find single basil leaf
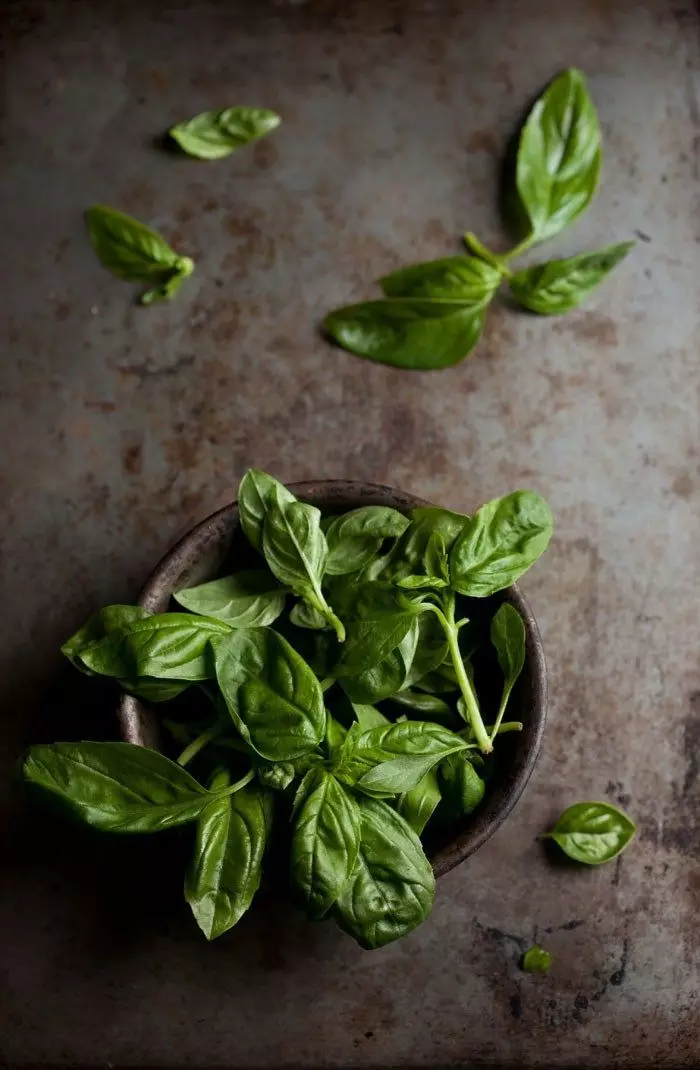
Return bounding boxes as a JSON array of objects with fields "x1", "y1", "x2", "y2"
[
  {"x1": 237, "y1": 469, "x2": 296, "y2": 552},
  {"x1": 397, "y1": 767, "x2": 441, "y2": 835},
  {"x1": 379, "y1": 256, "x2": 502, "y2": 302},
  {"x1": 289, "y1": 599, "x2": 330, "y2": 631},
  {"x1": 121, "y1": 677, "x2": 190, "y2": 704},
  {"x1": 81, "y1": 613, "x2": 231, "y2": 681},
  {"x1": 335, "y1": 720, "x2": 467, "y2": 797},
  {"x1": 333, "y1": 797, "x2": 435, "y2": 949},
  {"x1": 387, "y1": 506, "x2": 468, "y2": 583},
  {"x1": 291, "y1": 769, "x2": 361, "y2": 919},
  {"x1": 325, "y1": 507, "x2": 409, "y2": 576},
  {"x1": 256, "y1": 761, "x2": 296, "y2": 792},
  {"x1": 85, "y1": 206, "x2": 194, "y2": 303},
  {"x1": 185, "y1": 783, "x2": 273, "y2": 939},
  {"x1": 522, "y1": 945, "x2": 553, "y2": 973},
  {"x1": 351, "y1": 703, "x2": 390, "y2": 729},
  {"x1": 414, "y1": 667, "x2": 459, "y2": 695},
  {"x1": 62, "y1": 605, "x2": 151, "y2": 674},
  {"x1": 262, "y1": 500, "x2": 331, "y2": 618},
  {"x1": 340, "y1": 618, "x2": 419, "y2": 704},
  {"x1": 509, "y1": 241, "x2": 634, "y2": 315},
  {"x1": 388, "y1": 689, "x2": 453, "y2": 720},
  {"x1": 214, "y1": 628, "x2": 326, "y2": 761},
  {"x1": 404, "y1": 611, "x2": 450, "y2": 688},
  {"x1": 546, "y1": 802, "x2": 636, "y2": 864},
  {"x1": 439, "y1": 752, "x2": 485, "y2": 818},
  {"x1": 396, "y1": 574, "x2": 448, "y2": 590},
  {"x1": 22, "y1": 742, "x2": 211, "y2": 832},
  {"x1": 450, "y1": 490, "x2": 553, "y2": 597},
  {"x1": 336, "y1": 584, "x2": 424, "y2": 678},
  {"x1": 325, "y1": 714, "x2": 348, "y2": 753},
  {"x1": 169, "y1": 106, "x2": 280, "y2": 160},
  {"x1": 174, "y1": 570, "x2": 285, "y2": 628},
  {"x1": 514, "y1": 68, "x2": 601, "y2": 244},
  {"x1": 490, "y1": 602, "x2": 526, "y2": 730},
  {"x1": 324, "y1": 299, "x2": 487, "y2": 370}
]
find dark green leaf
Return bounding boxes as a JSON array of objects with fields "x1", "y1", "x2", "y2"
[
  {"x1": 174, "y1": 570, "x2": 285, "y2": 628},
  {"x1": 214, "y1": 628, "x2": 326, "y2": 761},
  {"x1": 490, "y1": 602, "x2": 526, "y2": 732},
  {"x1": 185, "y1": 784, "x2": 273, "y2": 939},
  {"x1": 335, "y1": 720, "x2": 467, "y2": 797},
  {"x1": 515, "y1": 68, "x2": 601, "y2": 244},
  {"x1": 388, "y1": 689, "x2": 453, "y2": 720},
  {"x1": 396, "y1": 574, "x2": 448, "y2": 590},
  {"x1": 22, "y1": 742, "x2": 211, "y2": 832},
  {"x1": 291, "y1": 769, "x2": 361, "y2": 919},
  {"x1": 256, "y1": 761, "x2": 297, "y2": 792},
  {"x1": 169, "y1": 107, "x2": 280, "y2": 160},
  {"x1": 336, "y1": 584, "x2": 424, "y2": 678},
  {"x1": 379, "y1": 256, "x2": 502, "y2": 301},
  {"x1": 62, "y1": 605, "x2": 151, "y2": 674},
  {"x1": 450, "y1": 490, "x2": 553, "y2": 597},
  {"x1": 340, "y1": 619, "x2": 419, "y2": 703},
  {"x1": 289, "y1": 599, "x2": 330, "y2": 630},
  {"x1": 439, "y1": 753, "x2": 485, "y2": 818},
  {"x1": 333, "y1": 797, "x2": 435, "y2": 949},
  {"x1": 325, "y1": 714, "x2": 348, "y2": 753},
  {"x1": 351, "y1": 703, "x2": 390, "y2": 729},
  {"x1": 237, "y1": 469, "x2": 296, "y2": 552},
  {"x1": 388, "y1": 506, "x2": 468, "y2": 583},
  {"x1": 81, "y1": 613, "x2": 231, "y2": 681},
  {"x1": 546, "y1": 802, "x2": 635, "y2": 864},
  {"x1": 121, "y1": 678, "x2": 190, "y2": 703},
  {"x1": 522, "y1": 945, "x2": 553, "y2": 973},
  {"x1": 510, "y1": 242, "x2": 634, "y2": 315},
  {"x1": 325, "y1": 506, "x2": 409, "y2": 576},
  {"x1": 397, "y1": 767, "x2": 441, "y2": 835}
]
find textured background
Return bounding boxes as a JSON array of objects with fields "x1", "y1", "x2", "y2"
[{"x1": 1, "y1": 0, "x2": 699, "y2": 1065}]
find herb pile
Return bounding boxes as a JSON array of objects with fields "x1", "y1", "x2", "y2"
[{"x1": 22, "y1": 470, "x2": 554, "y2": 949}]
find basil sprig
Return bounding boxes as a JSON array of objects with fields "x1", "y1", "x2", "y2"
[{"x1": 169, "y1": 107, "x2": 280, "y2": 160}]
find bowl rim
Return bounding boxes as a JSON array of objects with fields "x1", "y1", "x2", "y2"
[{"x1": 117, "y1": 478, "x2": 547, "y2": 879}]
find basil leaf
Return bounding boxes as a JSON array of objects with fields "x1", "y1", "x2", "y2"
[
  {"x1": 81, "y1": 613, "x2": 231, "y2": 681},
  {"x1": 340, "y1": 619, "x2": 419, "y2": 704},
  {"x1": 325, "y1": 507, "x2": 409, "y2": 576},
  {"x1": 439, "y1": 752, "x2": 485, "y2": 818},
  {"x1": 169, "y1": 106, "x2": 280, "y2": 160},
  {"x1": 214, "y1": 628, "x2": 326, "y2": 761},
  {"x1": 325, "y1": 714, "x2": 348, "y2": 753},
  {"x1": 22, "y1": 742, "x2": 211, "y2": 832},
  {"x1": 545, "y1": 802, "x2": 636, "y2": 864},
  {"x1": 333, "y1": 797, "x2": 435, "y2": 949},
  {"x1": 62, "y1": 605, "x2": 151, "y2": 673},
  {"x1": 388, "y1": 506, "x2": 467, "y2": 583},
  {"x1": 84, "y1": 206, "x2": 194, "y2": 304},
  {"x1": 121, "y1": 678, "x2": 190, "y2": 704},
  {"x1": 414, "y1": 666, "x2": 459, "y2": 695},
  {"x1": 336, "y1": 584, "x2": 424, "y2": 678},
  {"x1": 397, "y1": 767, "x2": 441, "y2": 835},
  {"x1": 515, "y1": 68, "x2": 601, "y2": 244},
  {"x1": 335, "y1": 720, "x2": 467, "y2": 797},
  {"x1": 238, "y1": 469, "x2": 296, "y2": 552},
  {"x1": 291, "y1": 769, "x2": 361, "y2": 919},
  {"x1": 289, "y1": 599, "x2": 329, "y2": 631},
  {"x1": 388, "y1": 689, "x2": 453, "y2": 720},
  {"x1": 379, "y1": 256, "x2": 502, "y2": 301},
  {"x1": 522, "y1": 945, "x2": 553, "y2": 973},
  {"x1": 510, "y1": 242, "x2": 634, "y2": 315},
  {"x1": 324, "y1": 299, "x2": 487, "y2": 371},
  {"x1": 174, "y1": 570, "x2": 285, "y2": 628},
  {"x1": 185, "y1": 783, "x2": 273, "y2": 939},
  {"x1": 490, "y1": 602, "x2": 526, "y2": 736},
  {"x1": 351, "y1": 703, "x2": 390, "y2": 729},
  {"x1": 256, "y1": 761, "x2": 296, "y2": 792},
  {"x1": 450, "y1": 490, "x2": 553, "y2": 597}
]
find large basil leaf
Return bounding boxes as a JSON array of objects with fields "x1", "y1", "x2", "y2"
[
  {"x1": 291, "y1": 769, "x2": 361, "y2": 919},
  {"x1": 335, "y1": 720, "x2": 467, "y2": 797},
  {"x1": 22, "y1": 742, "x2": 212, "y2": 832},
  {"x1": 450, "y1": 491, "x2": 553, "y2": 597},
  {"x1": 81, "y1": 613, "x2": 231, "y2": 681},
  {"x1": 238, "y1": 469, "x2": 296, "y2": 552},
  {"x1": 490, "y1": 602, "x2": 526, "y2": 739},
  {"x1": 62, "y1": 605, "x2": 151, "y2": 673},
  {"x1": 397, "y1": 767, "x2": 441, "y2": 835},
  {"x1": 185, "y1": 783, "x2": 273, "y2": 939},
  {"x1": 169, "y1": 107, "x2": 280, "y2": 160},
  {"x1": 325, "y1": 506, "x2": 409, "y2": 576},
  {"x1": 263, "y1": 501, "x2": 329, "y2": 612},
  {"x1": 214, "y1": 628, "x2": 326, "y2": 761},
  {"x1": 174, "y1": 570, "x2": 285, "y2": 628},
  {"x1": 336, "y1": 584, "x2": 424, "y2": 678},
  {"x1": 515, "y1": 68, "x2": 601, "y2": 244},
  {"x1": 84, "y1": 205, "x2": 194, "y2": 304},
  {"x1": 509, "y1": 241, "x2": 634, "y2": 315},
  {"x1": 340, "y1": 619, "x2": 419, "y2": 704},
  {"x1": 379, "y1": 256, "x2": 502, "y2": 301},
  {"x1": 546, "y1": 802, "x2": 636, "y2": 864},
  {"x1": 439, "y1": 752, "x2": 485, "y2": 819},
  {"x1": 333, "y1": 797, "x2": 435, "y2": 949}
]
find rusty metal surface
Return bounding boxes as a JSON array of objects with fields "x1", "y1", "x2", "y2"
[{"x1": 1, "y1": 0, "x2": 699, "y2": 1065}]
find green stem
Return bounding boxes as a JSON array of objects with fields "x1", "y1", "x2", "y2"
[
  {"x1": 489, "y1": 687, "x2": 516, "y2": 744},
  {"x1": 310, "y1": 580, "x2": 346, "y2": 642},
  {"x1": 428, "y1": 601, "x2": 492, "y2": 754},
  {"x1": 464, "y1": 232, "x2": 514, "y2": 279},
  {"x1": 176, "y1": 720, "x2": 226, "y2": 767},
  {"x1": 220, "y1": 769, "x2": 255, "y2": 797},
  {"x1": 320, "y1": 676, "x2": 335, "y2": 693},
  {"x1": 502, "y1": 235, "x2": 535, "y2": 262}
]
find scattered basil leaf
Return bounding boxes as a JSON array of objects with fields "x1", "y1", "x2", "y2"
[
  {"x1": 291, "y1": 769, "x2": 361, "y2": 919},
  {"x1": 510, "y1": 241, "x2": 634, "y2": 315},
  {"x1": 334, "y1": 720, "x2": 467, "y2": 797},
  {"x1": 522, "y1": 945, "x2": 553, "y2": 973},
  {"x1": 169, "y1": 107, "x2": 280, "y2": 160},
  {"x1": 397, "y1": 766, "x2": 441, "y2": 835},
  {"x1": 325, "y1": 506, "x2": 409, "y2": 576},
  {"x1": 450, "y1": 491, "x2": 553, "y2": 597},
  {"x1": 545, "y1": 802, "x2": 636, "y2": 864},
  {"x1": 238, "y1": 469, "x2": 296, "y2": 552},
  {"x1": 333, "y1": 797, "x2": 435, "y2": 949},
  {"x1": 379, "y1": 256, "x2": 502, "y2": 301},
  {"x1": 174, "y1": 570, "x2": 285, "y2": 628},
  {"x1": 439, "y1": 752, "x2": 485, "y2": 818},
  {"x1": 214, "y1": 628, "x2": 326, "y2": 761}
]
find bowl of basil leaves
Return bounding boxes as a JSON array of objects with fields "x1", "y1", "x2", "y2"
[{"x1": 23, "y1": 471, "x2": 549, "y2": 950}]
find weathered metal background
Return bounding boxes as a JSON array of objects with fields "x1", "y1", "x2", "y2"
[{"x1": 1, "y1": 0, "x2": 698, "y2": 1065}]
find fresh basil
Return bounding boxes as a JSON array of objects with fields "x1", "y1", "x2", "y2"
[
  {"x1": 514, "y1": 68, "x2": 601, "y2": 246},
  {"x1": 340, "y1": 619, "x2": 419, "y2": 704},
  {"x1": 238, "y1": 469, "x2": 296, "y2": 553},
  {"x1": 510, "y1": 242, "x2": 634, "y2": 315},
  {"x1": 84, "y1": 205, "x2": 194, "y2": 304},
  {"x1": 214, "y1": 628, "x2": 326, "y2": 761},
  {"x1": 289, "y1": 599, "x2": 329, "y2": 631},
  {"x1": 439, "y1": 752, "x2": 485, "y2": 819},
  {"x1": 325, "y1": 506, "x2": 409, "y2": 576},
  {"x1": 379, "y1": 256, "x2": 501, "y2": 301},
  {"x1": 174, "y1": 570, "x2": 285, "y2": 628},
  {"x1": 334, "y1": 720, "x2": 467, "y2": 797},
  {"x1": 397, "y1": 767, "x2": 441, "y2": 835},
  {"x1": 62, "y1": 605, "x2": 151, "y2": 674},
  {"x1": 336, "y1": 584, "x2": 424, "y2": 678},
  {"x1": 350, "y1": 703, "x2": 390, "y2": 729},
  {"x1": 388, "y1": 506, "x2": 468, "y2": 583},
  {"x1": 489, "y1": 602, "x2": 526, "y2": 741},
  {"x1": 522, "y1": 945, "x2": 553, "y2": 973},
  {"x1": 185, "y1": 782, "x2": 272, "y2": 939},
  {"x1": 545, "y1": 802, "x2": 636, "y2": 864},
  {"x1": 80, "y1": 613, "x2": 231, "y2": 681},
  {"x1": 450, "y1": 491, "x2": 553, "y2": 597},
  {"x1": 291, "y1": 769, "x2": 361, "y2": 919},
  {"x1": 388, "y1": 689, "x2": 453, "y2": 720},
  {"x1": 169, "y1": 107, "x2": 280, "y2": 160},
  {"x1": 256, "y1": 761, "x2": 296, "y2": 792},
  {"x1": 333, "y1": 797, "x2": 435, "y2": 949},
  {"x1": 324, "y1": 714, "x2": 348, "y2": 753}
]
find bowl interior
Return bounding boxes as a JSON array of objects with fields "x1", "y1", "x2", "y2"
[{"x1": 117, "y1": 479, "x2": 547, "y2": 878}]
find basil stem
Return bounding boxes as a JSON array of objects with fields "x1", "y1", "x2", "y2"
[
  {"x1": 427, "y1": 599, "x2": 492, "y2": 753},
  {"x1": 176, "y1": 719, "x2": 227, "y2": 767},
  {"x1": 463, "y1": 233, "x2": 513, "y2": 279}
]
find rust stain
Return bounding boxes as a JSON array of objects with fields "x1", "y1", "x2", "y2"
[
  {"x1": 84, "y1": 400, "x2": 116, "y2": 413},
  {"x1": 122, "y1": 443, "x2": 143, "y2": 476},
  {"x1": 671, "y1": 470, "x2": 694, "y2": 498},
  {"x1": 561, "y1": 312, "x2": 619, "y2": 347},
  {"x1": 466, "y1": 129, "x2": 499, "y2": 155},
  {"x1": 54, "y1": 302, "x2": 71, "y2": 322},
  {"x1": 252, "y1": 139, "x2": 280, "y2": 171}
]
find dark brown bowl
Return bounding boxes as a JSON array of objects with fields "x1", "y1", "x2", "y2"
[{"x1": 117, "y1": 479, "x2": 547, "y2": 878}]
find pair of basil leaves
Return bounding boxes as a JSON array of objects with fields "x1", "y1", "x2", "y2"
[{"x1": 326, "y1": 68, "x2": 634, "y2": 369}]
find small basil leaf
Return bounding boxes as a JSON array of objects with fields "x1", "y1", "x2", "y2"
[
  {"x1": 514, "y1": 68, "x2": 601, "y2": 245},
  {"x1": 396, "y1": 574, "x2": 448, "y2": 590},
  {"x1": 439, "y1": 752, "x2": 485, "y2": 818},
  {"x1": 324, "y1": 299, "x2": 487, "y2": 371},
  {"x1": 333, "y1": 797, "x2": 435, "y2": 949},
  {"x1": 388, "y1": 689, "x2": 453, "y2": 720},
  {"x1": 546, "y1": 802, "x2": 636, "y2": 864},
  {"x1": 490, "y1": 602, "x2": 526, "y2": 731},
  {"x1": 340, "y1": 619, "x2": 419, "y2": 704},
  {"x1": 85, "y1": 613, "x2": 231, "y2": 681},
  {"x1": 351, "y1": 703, "x2": 390, "y2": 729},
  {"x1": 387, "y1": 506, "x2": 468, "y2": 583},
  {"x1": 185, "y1": 784, "x2": 273, "y2": 939},
  {"x1": 291, "y1": 769, "x2": 361, "y2": 919},
  {"x1": 169, "y1": 107, "x2": 280, "y2": 160},
  {"x1": 335, "y1": 720, "x2": 467, "y2": 798},
  {"x1": 237, "y1": 469, "x2": 296, "y2": 552},
  {"x1": 256, "y1": 761, "x2": 296, "y2": 792},
  {"x1": 404, "y1": 611, "x2": 450, "y2": 688},
  {"x1": 174, "y1": 570, "x2": 285, "y2": 628},
  {"x1": 325, "y1": 714, "x2": 348, "y2": 753},
  {"x1": 336, "y1": 584, "x2": 424, "y2": 678},
  {"x1": 62, "y1": 605, "x2": 151, "y2": 674},
  {"x1": 522, "y1": 945, "x2": 553, "y2": 973},
  {"x1": 214, "y1": 628, "x2": 326, "y2": 761},
  {"x1": 397, "y1": 767, "x2": 441, "y2": 835},
  {"x1": 450, "y1": 490, "x2": 553, "y2": 597},
  {"x1": 379, "y1": 256, "x2": 502, "y2": 301},
  {"x1": 22, "y1": 741, "x2": 211, "y2": 832},
  {"x1": 263, "y1": 501, "x2": 338, "y2": 634},
  {"x1": 289, "y1": 599, "x2": 330, "y2": 631},
  {"x1": 510, "y1": 242, "x2": 634, "y2": 315},
  {"x1": 85, "y1": 206, "x2": 194, "y2": 302},
  {"x1": 325, "y1": 506, "x2": 409, "y2": 576}
]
